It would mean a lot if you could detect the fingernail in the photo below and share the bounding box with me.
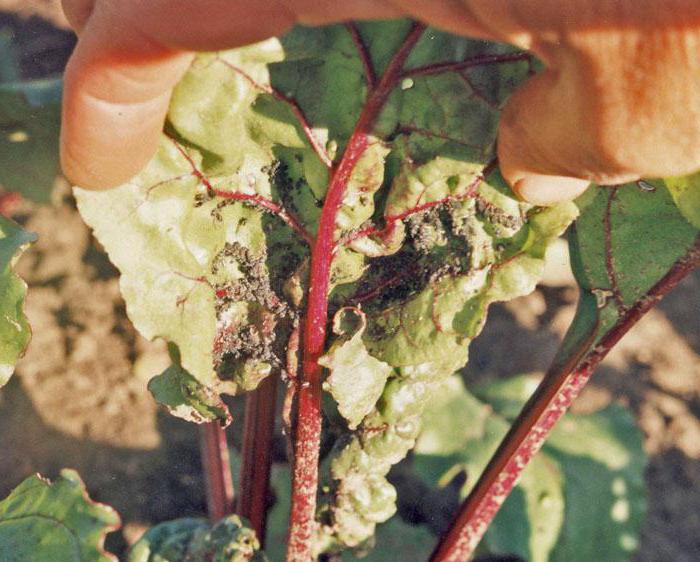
[513,174,590,205]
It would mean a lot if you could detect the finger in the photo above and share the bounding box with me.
[61,0,409,188]
[61,0,300,189]
[496,69,593,205]
[92,1,402,51]
[61,0,95,33]
[290,0,403,26]
[497,22,700,205]
[388,0,496,40]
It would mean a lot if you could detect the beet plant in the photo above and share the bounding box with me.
[1,18,699,562]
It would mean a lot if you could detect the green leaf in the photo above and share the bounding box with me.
[264,465,292,562]
[546,407,647,562]
[663,174,700,229]
[485,454,565,562]
[567,182,698,353]
[147,347,232,426]
[0,80,62,203]
[0,216,35,387]
[413,377,565,562]
[128,515,268,562]
[413,375,646,562]
[0,469,120,562]
[340,515,435,562]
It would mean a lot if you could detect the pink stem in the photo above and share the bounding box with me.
[402,51,532,79]
[340,160,496,248]
[170,138,313,245]
[345,23,377,90]
[213,188,313,245]
[285,23,427,562]
[430,236,700,562]
[199,422,235,521]
[237,374,279,544]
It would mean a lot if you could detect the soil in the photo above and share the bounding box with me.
[1,4,699,561]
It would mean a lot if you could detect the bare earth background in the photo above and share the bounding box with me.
[0,3,699,560]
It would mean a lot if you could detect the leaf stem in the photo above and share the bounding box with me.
[345,23,377,90]
[215,56,333,168]
[199,422,235,521]
[285,22,426,562]
[170,138,313,244]
[603,188,627,313]
[429,235,700,562]
[213,188,314,245]
[401,51,532,79]
[237,374,279,544]
[340,159,496,248]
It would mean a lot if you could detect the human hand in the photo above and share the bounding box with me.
[61,0,700,204]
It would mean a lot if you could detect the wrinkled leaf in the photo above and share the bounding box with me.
[340,515,435,562]
[265,461,435,562]
[0,469,120,562]
[128,515,267,562]
[0,216,35,387]
[74,21,539,420]
[413,375,645,562]
[75,138,288,402]
[73,20,578,556]
[320,317,393,429]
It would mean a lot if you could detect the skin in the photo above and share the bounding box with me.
[61,0,700,204]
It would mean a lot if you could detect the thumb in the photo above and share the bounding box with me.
[60,3,194,189]
[496,68,593,206]
[496,22,700,205]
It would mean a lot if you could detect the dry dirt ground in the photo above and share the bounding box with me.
[1,4,699,561]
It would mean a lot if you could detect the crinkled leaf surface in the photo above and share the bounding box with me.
[74,20,580,555]
[413,375,646,562]
[128,515,267,562]
[0,216,35,387]
[264,462,434,562]
[320,322,393,429]
[0,80,62,203]
[74,22,548,413]
[0,469,120,562]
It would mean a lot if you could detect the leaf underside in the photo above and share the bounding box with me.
[73,18,699,558]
